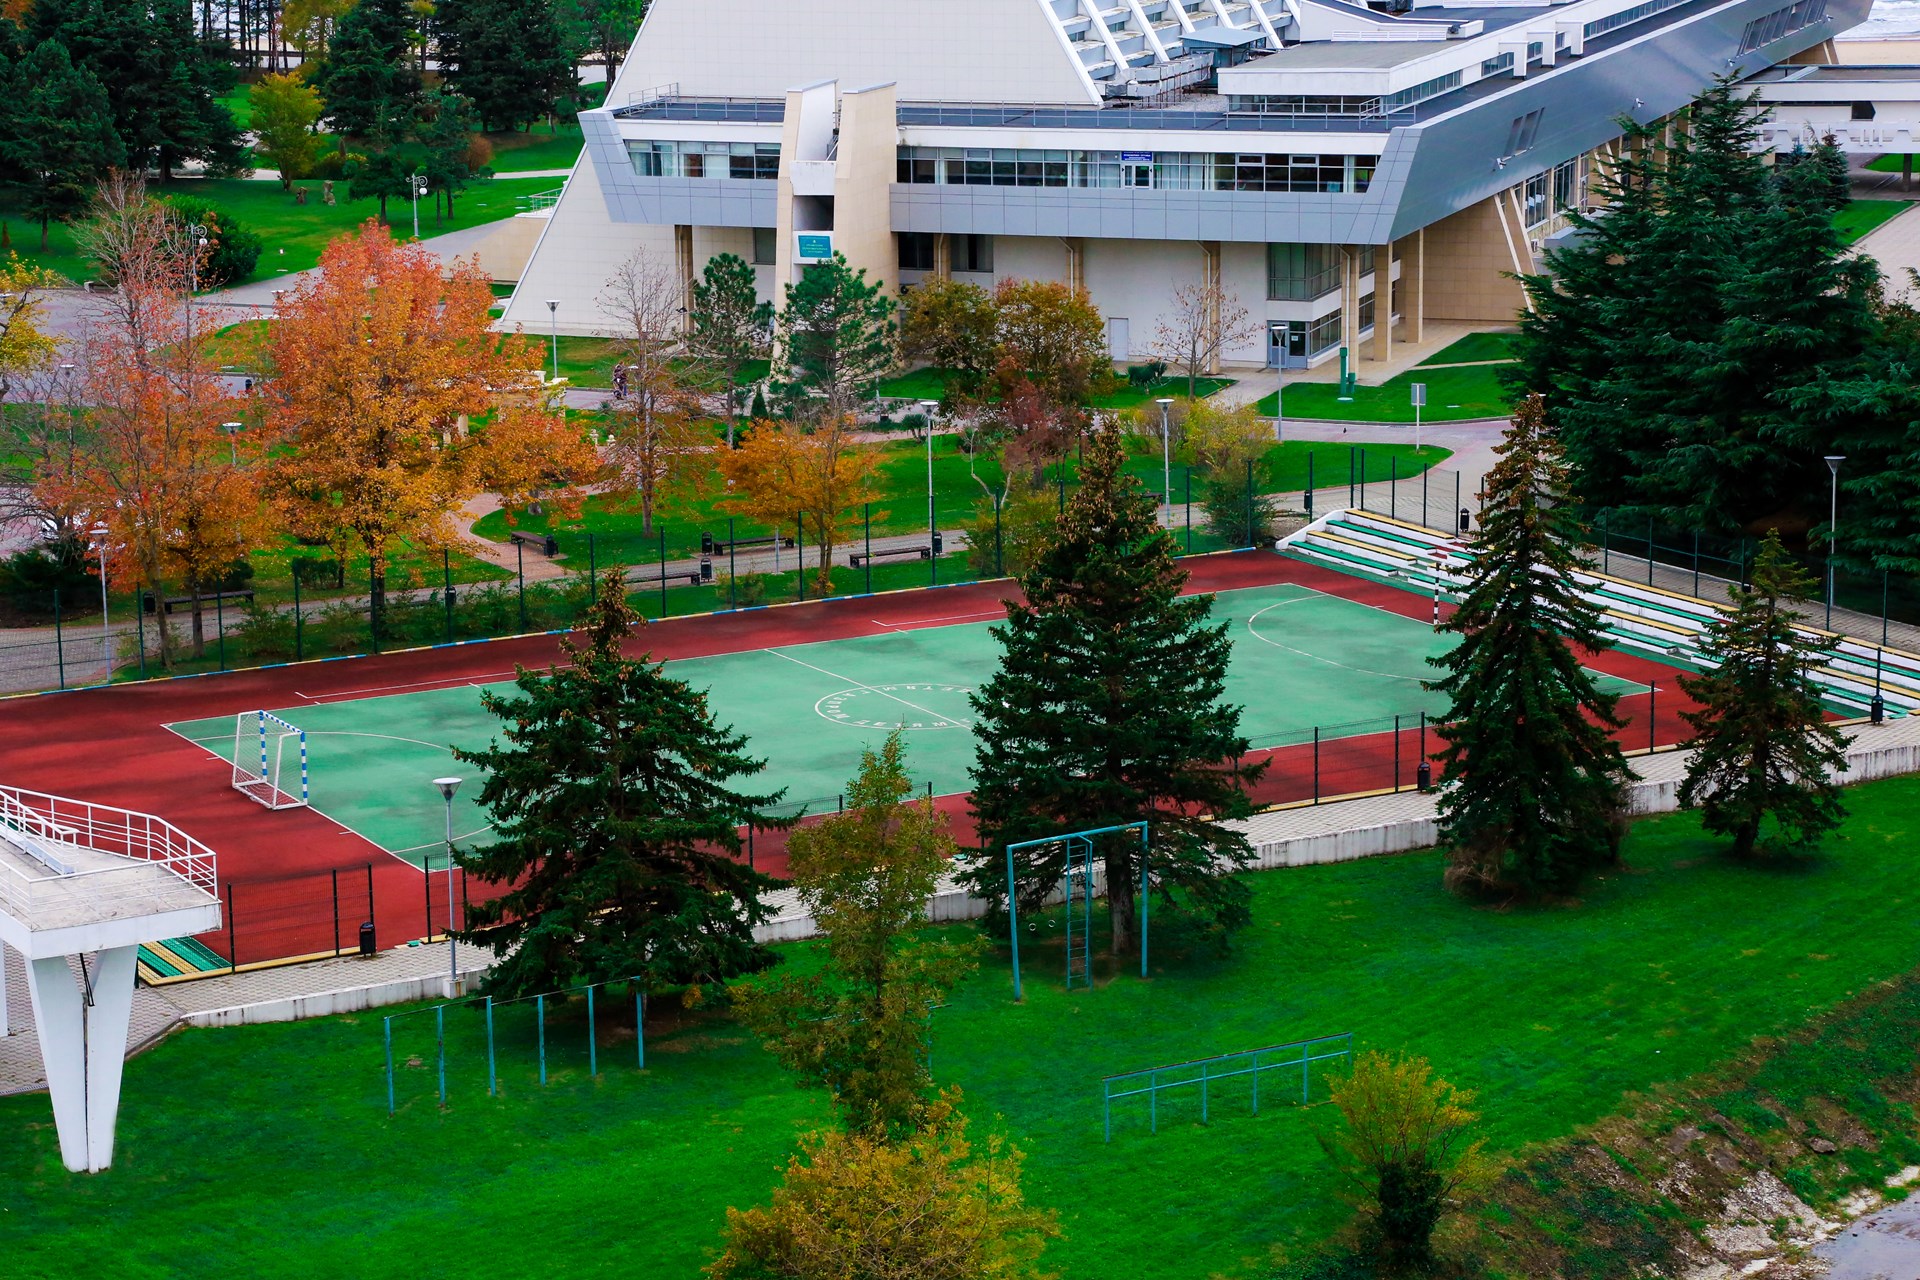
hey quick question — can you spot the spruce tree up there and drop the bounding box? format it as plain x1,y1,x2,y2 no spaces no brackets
735,733,984,1135
3,41,124,249
1426,394,1631,898
313,0,419,142
1677,532,1848,857
774,252,895,421
453,571,784,996
431,0,572,132
965,427,1265,955
420,89,488,219
688,252,772,446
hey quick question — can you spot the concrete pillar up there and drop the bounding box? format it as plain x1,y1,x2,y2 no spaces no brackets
1410,229,1426,346
1340,248,1360,363
673,224,694,318
27,946,139,1172
1371,241,1393,364
1201,240,1223,373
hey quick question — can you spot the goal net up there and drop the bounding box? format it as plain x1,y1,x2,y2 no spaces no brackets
232,710,310,810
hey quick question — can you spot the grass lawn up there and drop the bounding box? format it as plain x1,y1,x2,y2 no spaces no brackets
1415,331,1516,366
8,774,1920,1279
1258,360,1515,423
219,84,254,132
874,366,1234,408
468,434,1451,563
485,125,585,173
1833,198,1915,244
1866,154,1917,173
0,175,561,286
540,336,769,389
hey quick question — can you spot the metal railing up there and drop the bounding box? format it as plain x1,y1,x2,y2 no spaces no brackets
0,784,218,895
1102,1032,1354,1140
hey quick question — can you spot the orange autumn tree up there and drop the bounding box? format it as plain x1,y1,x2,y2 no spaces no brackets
37,191,261,669
265,223,593,635
717,417,881,595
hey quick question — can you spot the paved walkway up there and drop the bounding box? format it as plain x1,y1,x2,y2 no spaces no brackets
0,939,491,1094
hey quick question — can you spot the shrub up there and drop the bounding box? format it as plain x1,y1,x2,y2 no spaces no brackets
162,196,263,289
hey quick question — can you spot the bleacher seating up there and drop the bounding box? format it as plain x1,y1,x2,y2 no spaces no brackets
1278,509,1920,719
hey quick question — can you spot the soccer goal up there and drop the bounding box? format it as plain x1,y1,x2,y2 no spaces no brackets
232,710,310,810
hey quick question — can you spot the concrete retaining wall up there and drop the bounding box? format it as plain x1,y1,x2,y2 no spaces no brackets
181,969,487,1028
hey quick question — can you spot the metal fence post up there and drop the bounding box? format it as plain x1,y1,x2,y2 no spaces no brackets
1692,531,1701,597
588,983,598,1077
1393,714,1400,790
1184,467,1192,553
443,550,454,642
537,993,546,1085
292,574,303,661
1244,459,1254,547
135,592,147,679
436,1004,446,1104
636,988,645,1069
515,540,527,631
384,1016,396,1115
486,996,496,1096
215,587,227,669
728,517,738,609
1390,456,1398,521
796,511,806,602
1884,568,1891,646
1306,451,1314,520
930,495,939,586
225,881,236,970
1647,518,1654,586
53,588,64,689
995,501,1004,577
331,868,340,956
1312,727,1320,803
864,503,873,594
369,562,380,654
658,529,668,617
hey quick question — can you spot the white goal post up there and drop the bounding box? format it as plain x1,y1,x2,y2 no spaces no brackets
232,710,310,811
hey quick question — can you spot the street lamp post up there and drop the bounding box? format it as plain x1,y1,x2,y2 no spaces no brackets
432,777,462,984
1826,455,1845,627
919,399,939,550
220,420,243,466
409,172,429,240
185,224,208,344
1156,397,1174,521
545,300,561,383
88,523,109,682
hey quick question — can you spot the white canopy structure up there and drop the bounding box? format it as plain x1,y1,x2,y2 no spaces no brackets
0,785,220,1172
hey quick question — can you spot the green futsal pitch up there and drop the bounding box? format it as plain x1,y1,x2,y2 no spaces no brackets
165,582,1646,865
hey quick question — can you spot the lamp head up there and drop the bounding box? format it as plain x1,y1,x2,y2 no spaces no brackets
432,776,462,800
545,300,559,313
1156,397,1174,407
919,399,938,414
1825,455,1845,476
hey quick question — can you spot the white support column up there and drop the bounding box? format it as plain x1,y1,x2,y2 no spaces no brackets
27,946,139,1173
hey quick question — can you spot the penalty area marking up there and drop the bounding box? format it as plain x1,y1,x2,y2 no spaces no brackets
294,672,517,703
767,648,975,729
869,610,1004,629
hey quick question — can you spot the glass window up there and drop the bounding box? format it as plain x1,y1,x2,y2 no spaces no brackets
1359,292,1375,333
752,228,775,265
951,234,993,273
898,232,937,272
1268,244,1340,301
1307,306,1342,356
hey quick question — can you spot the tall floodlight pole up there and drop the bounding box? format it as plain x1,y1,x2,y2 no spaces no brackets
432,777,462,983
89,523,109,682
1826,455,1845,627
186,224,208,345
1157,397,1174,521
920,399,939,548
1274,349,1284,442
546,300,561,383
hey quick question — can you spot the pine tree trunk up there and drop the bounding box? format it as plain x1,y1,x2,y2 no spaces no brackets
1106,850,1136,958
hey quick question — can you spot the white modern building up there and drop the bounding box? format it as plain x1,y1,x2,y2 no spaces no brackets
502,0,1864,370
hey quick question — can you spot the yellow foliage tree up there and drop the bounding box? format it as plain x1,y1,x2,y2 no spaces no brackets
265,222,592,634
716,417,881,595
0,256,64,403
708,1091,1058,1280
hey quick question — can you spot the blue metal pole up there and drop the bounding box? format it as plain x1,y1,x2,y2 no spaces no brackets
1201,1059,1209,1124
1006,844,1022,1001
1139,825,1149,979
486,996,496,1096
384,1016,395,1115
537,993,546,1085
588,984,598,1077
1104,1085,1111,1144
1252,1051,1260,1114
636,987,645,1069
436,1004,446,1104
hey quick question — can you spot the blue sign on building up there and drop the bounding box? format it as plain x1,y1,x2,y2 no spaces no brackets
1121,151,1153,163
795,232,834,261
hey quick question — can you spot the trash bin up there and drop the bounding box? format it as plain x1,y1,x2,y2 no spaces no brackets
932,531,944,555
1416,761,1433,793
699,556,714,583
1458,508,1471,534
1872,694,1886,725
701,531,715,556
358,921,376,957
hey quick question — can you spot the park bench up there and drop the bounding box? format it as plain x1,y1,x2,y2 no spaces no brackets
708,533,796,554
509,530,560,556
143,588,254,615
850,545,933,568
630,564,710,588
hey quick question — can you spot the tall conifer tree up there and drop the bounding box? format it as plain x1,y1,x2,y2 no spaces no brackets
1426,395,1631,897
431,0,572,132
2,40,123,247
1677,532,1848,857
966,428,1265,954
453,573,783,995
312,0,419,141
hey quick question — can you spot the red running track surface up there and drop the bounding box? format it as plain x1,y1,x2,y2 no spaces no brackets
0,551,1697,967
